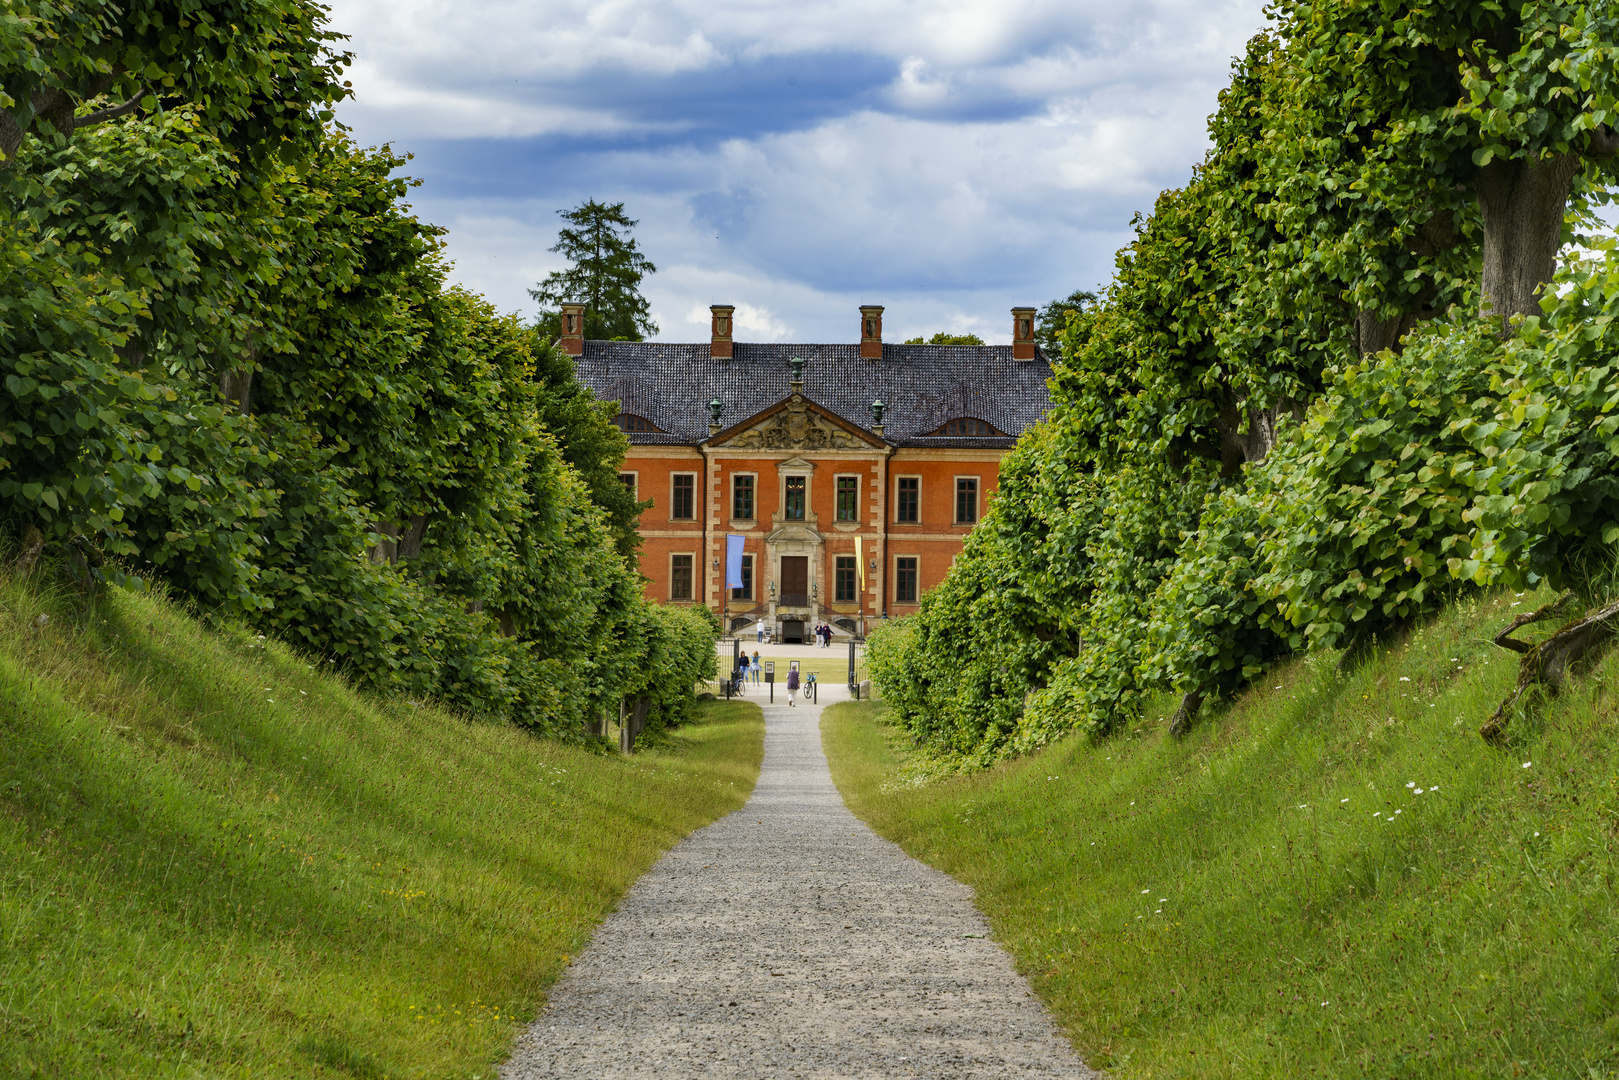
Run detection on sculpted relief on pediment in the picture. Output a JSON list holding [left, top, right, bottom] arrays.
[[721, 398, 866, 451]]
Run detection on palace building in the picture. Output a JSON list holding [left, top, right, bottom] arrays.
[[564, 302, 1054, 643]]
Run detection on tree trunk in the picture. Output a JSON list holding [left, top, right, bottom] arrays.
[[219, 368, 254, 415], [1168, 691, 1203, 739], [396, 515, 428, 560], [1354, 310, 1418, 359], [13, 524, 45, 573], [0, 76, 121, 167], [369, 522, 399, 565], [1476, 152, 1581, 335], [1216, 400, 1296, 476]]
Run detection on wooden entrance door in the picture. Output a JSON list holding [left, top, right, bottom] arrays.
[[780, 556, 808, 607]]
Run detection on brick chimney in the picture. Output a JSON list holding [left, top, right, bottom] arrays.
[[1011, 306, 1037, 360], [710, 305, 735, 359], [559, 302, 585, 357], [859, 305, 884, 360]]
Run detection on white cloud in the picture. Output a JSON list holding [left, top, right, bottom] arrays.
[[680, 301, 788, 340], [890, 58, 952, 109], [340, 61, 683, 139], [325, 0, 1272, 340]]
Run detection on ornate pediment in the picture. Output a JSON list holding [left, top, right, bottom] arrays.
[[718, 396, 872, 451]]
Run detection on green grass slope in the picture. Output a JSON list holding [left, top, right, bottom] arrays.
[[823, 587, 1619, 1079], [0, 575, 764, 1079]]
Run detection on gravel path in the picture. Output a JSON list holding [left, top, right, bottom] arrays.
[[501, 683, 1097, 1079]]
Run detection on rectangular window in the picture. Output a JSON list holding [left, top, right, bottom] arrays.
[[835, 556, 858, 603], [670, 554, 693, 600], [732, 474, 754, 520], [784, 476, 806, 520], [896, 477, 919, 523], [895, 557, 918, 603], [671, 474, 695, 520], [836, 476, 859, 522], [619, 472, 637, 498], [731, 554, 754, 601], [956, 477, 979, 524]]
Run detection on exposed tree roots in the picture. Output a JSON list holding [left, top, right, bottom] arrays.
[[1481, 592, 1619, 745]]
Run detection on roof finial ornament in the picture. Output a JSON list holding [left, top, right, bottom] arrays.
[[871, 399, 885, 439], [790, 356, 805, 396], [708, 398, 724, 436]]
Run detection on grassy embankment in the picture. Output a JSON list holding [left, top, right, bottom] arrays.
[[0, 574, 764, 1079], [823, 587, 1619, 1079]]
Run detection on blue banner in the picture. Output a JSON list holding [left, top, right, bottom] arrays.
[[725, 534, 746, 589]]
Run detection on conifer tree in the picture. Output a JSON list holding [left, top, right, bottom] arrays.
[[530, 199, 658, 341]]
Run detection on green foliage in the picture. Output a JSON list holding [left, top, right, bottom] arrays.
[[1269, 0, 1619, 326], [1033, 288, 1096, 355], [0, 575, 762, 1078], [828, 588, 1619, 1078], [866, 423, 1100, 765], [0, 109, 270, 607], [529, 198, 657, 342], [871, 8, 1619, 763], [1458, 249, 1619, 588], [530, 335, 647, 557], [1244, 320, 1504, 653], [0, 6, 713, 734], [0, 0, 350, 171], [900, 332, 986, 345], [1019, 460, 1211, 745]]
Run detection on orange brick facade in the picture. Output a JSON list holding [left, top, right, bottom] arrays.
[[571, 304, 1051, 643], [626, 443, 1005, 638]]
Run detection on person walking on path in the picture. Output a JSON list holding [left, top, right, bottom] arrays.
[[786, 665, 799, 706], [751, 650, 762, 684]]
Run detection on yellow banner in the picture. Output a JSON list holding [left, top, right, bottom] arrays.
[[855, 536, 864, 593]]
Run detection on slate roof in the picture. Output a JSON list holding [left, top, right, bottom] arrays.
[[574, 342, 1053, 448]]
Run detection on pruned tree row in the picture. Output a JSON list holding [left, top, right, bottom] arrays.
[[868, 2, 1619, 765], [0, 0, 716, 734]]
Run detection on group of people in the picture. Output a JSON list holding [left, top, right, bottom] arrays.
[[735, 650, 764, 689], [731, 652, 818, 705], [751, 621, 837, 647]]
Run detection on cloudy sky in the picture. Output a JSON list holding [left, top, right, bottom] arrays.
[[324, 0, 1272, 344]]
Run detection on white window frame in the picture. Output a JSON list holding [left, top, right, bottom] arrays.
[[730, 471, 758, 522], [780, 468, 812, 522], [730, 552, 755, 601], [894, 474, 922, 524], [669, 472, 698, 521], [893, 554, 920, 604], [669, 551, 695, 602], [833, 472, 862, 523], [953, 474, 980, 525]]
